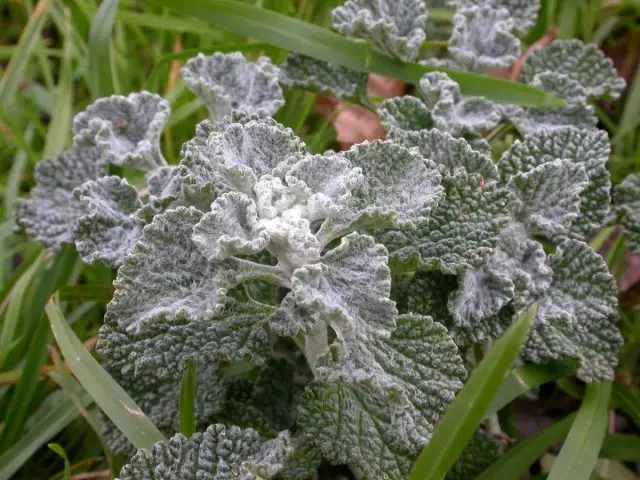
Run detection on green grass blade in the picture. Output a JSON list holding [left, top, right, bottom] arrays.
[[613, 62, 640, 144], [45, 297, 166, 449], [0, 0, 54, 106], [179, 360, 196, 438], [486, 359, 577, 417], [600, 434, 640, 461], [43, 8, 74, 158], [476, 414, 576, 480], [547, 382, 612, 480], [48, 443, 71, 480], [408, 303, 538, 480], [0, 391, 90, 480], [612, 385, 640, 429], [151, 0, 564, 107], [88, 0, 119, 98]]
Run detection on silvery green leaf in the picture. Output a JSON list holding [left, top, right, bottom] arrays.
[[332, 0, 428, 62], [506, 102, 597, 136], [528, 71, 588, 104], [419, 72, 503, 135], [73, 92, 170, 171], [341, 140, 443, 229], [521, 39, 626, 100], [285, 152, 364, 223], [298, 314, 466, 480], [212, 116, 308, 194], [146, 166, 183, 203], [508, 159, 589, 239], [499, 127, 612, 237], [449, 6, 521, 73], [448, 223, 551, 345], [448, 0, 540, 34], [615, 173, 640, 253], [192, 192, 270, 261], [524, 239, 622, 383], [14, 145, 106, 251], [446, 430, 502, 480], [382, 171, 510, 274], [279, 52, 368, 99], [100, 364, 227, 456], [390, 128, 498, 180], [119, 424, 292, 480], [279, 434, 322, 480], [273, 233, 396, 341], [377, 95, 433, 133], [182, 52, 285, 119], [72, 176, 144, 268]]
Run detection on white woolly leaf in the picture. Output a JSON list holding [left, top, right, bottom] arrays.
[[182, 52, 284, 119], [377, 95, 434, 133], [527, 71, 589, 104], [449, 6, 521, 73], [119, 424, 292, 480], [14, 145, 106, 251], [382, 171, 510, 274], [524, 239, 622, 383], [615, 173, 640, 253], [279, 52, 368, 99], [419, 72, 503, 135], [447, 223, 552, 345], [522, 39, 626, 100], [342, 140, 444, 228], [72, 176, 144, 268], [448, 0, 540, 34], [499, 127, 612, 236], [272, 233, 396, 341], [146, 166, 183, 203], [193, 192, 270, 261], [298, 314, 466, 480], [73, 92, 170, 171], [508, 159, 589, 239], [332, 0, 428, 62], [389, 128, 498, 180]]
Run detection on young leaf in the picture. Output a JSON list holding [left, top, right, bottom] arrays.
[[547, 382, 612, 480], [48, 443, 71, 480], [45, 297, 166, 449], [408, 303, 538, 480]]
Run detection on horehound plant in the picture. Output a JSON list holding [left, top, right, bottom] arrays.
[[15, 0, 632, 478]]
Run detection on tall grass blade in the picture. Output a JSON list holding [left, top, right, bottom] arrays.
[[614, 63, 640, 144], [179, 360, 196, 438], [0, 0, 54, 106], [409, 303, 538, 480], [48, 443, 71, 480], [547, 382, 612, 480], [600, 434, 640, 461], [152, 0, 564, 107], [45, 297, 166, 449], [89, 0, 119, 98], [477, 414, 576, 480], [43, 8, 74, 158], [486, 359, 577, 417], [0, 390, 90, 480]]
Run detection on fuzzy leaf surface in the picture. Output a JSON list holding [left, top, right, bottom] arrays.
[[182, 52, 284, 119], [119, 424, 292, 480], [524, 239, 621, 383], [298, 314, 466, 480], [522, 39, 625, 100], [332, 0, 428, 62], [449, 6, 521, 73], [499, 127, 612, 237], [378, 96, 433, 134], [616, 173, 640, 253], [73, 92, 170, 171], [72, 176, 144, 267], [14, 145, 106, 251], [448, 0, 540, 34], [382, 171, 509, 274], [279, 52, 368, 99]]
